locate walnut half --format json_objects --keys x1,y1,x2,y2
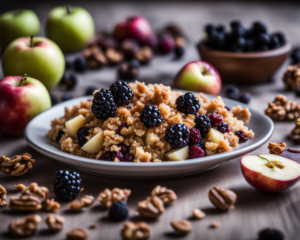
[
  {"x1": 208, "y1": 186, "x2": 237, "y2": 211},
  {"x1": 151, "y1": 185, "x2": 177, "y2": 205},
  {"x1": 45, "y1": 198, "x2": 61, "y2": 213},
  {"x1": 9, "y1": 214, "x2": 41, "y2": 237},
  {"x1": 0, "y1": 184, "x2": 7, "y2": 206},
  {"x1": 0, "y1": 153, "x2": 35, "y2": 176},
  {"x1": 136, "y1": 196, "x2": 165, "y2": 218},
  {"x1": 98, "y1": 188, "x2": 131, "y2": 208},
  {"x1": 68, "y1": 195, "x2": 95, "y2": 211},
  {"x1": 268, "y1": 142, "x2": 286, "y2": 155},
  {"x1": 45, "y1": 214, "x2": 65, "y2": 232},
  {"x1": 121, "y1": 221, "x2": 151, "y2": 240},
  {"x1": 67, "y1": 227, "x2": 88, "y2": 240},
  {"x1": 170, "y1": 220, "x2": 192, "y2": 234}
]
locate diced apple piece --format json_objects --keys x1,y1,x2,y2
[
  {"x1": 65, "y1": 114, "x2": 86, "y2": 137},
  {"x1": 165, "y1": 146, "x2": 189, "y2": 161},
  {"x1": 81, "y1": 129, "x2": 104, "y2": 153},
  {"x1": 206, "y1": 128, "x2": 224, "y2": 144},
  {"x1": 145, "y1": 130, "x2": 151, "y2": 146}
]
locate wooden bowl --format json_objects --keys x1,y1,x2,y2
[{"x1": 197, "y1": 41, "x2": 291, "y2": 84}]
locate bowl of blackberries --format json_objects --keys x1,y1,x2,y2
[{"x1": 197, "y1": 20, "x2": 291, "y2": 84}]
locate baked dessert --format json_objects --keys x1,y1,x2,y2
[{"x1": 47, "y1": 81, "x2": 254, "y2": 162}]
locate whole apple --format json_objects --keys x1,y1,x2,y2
[
  {"x1": 0, "y1": 75, "x2": 51, "y2": 137},
  {"x1": 113, "y1": 16, "x2": 153, "y2": 44},
  {"x1": 173, "y1": 61, "x2": 221, "y2": 95},
  {"x1": 46, "y1": 6, "x2": 95, "y2": 52},
  {"x1": 2, "y1": 36, "x2": 65, "y2": 90},
  {"x1": 0, "y1": 9, "x2": 40, "y2": 51}
]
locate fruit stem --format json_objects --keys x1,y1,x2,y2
[
  {"x1": 66, "y1": 5, "x2": 71, "y2": 14},
  {"x1": 19, "y1": 74, "x2": 27, "y2": 87},
  {"x1": 30, "y1": 35, "x2": 33, "y2": 48},
  {"x1": 259, "y1": 155, "x2": 275, "y2": 168}
]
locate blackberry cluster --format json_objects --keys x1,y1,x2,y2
[
  {"x1": 109, "y1": 81, "x2": 134, "y2": 106},
  {"x1": 176, "y1": 92, "x2": 200, "y2": 115},
  {"x1": 109, "y1": 201, "x2": 129, "y2": 221},
  {"x1": 258, "y1": 228, "x2": 284, "y2": 240},
  {"x1": 217, "y1": 122, "x2": 231, "y2": 133},
  {"x1": 53, "y1": 170, "x2": 81, "y2": 202},
  {"x1": 195, "y1": 115, "x2": 211, "y2": 137},
  {"x1": 204, "y1": 20, "x2": 285, "y2": 52},
  {"x1": 189, "y1": 145, "x2": 205, "y2": 159},
  {"x1": 140, "y1": 105, "x2": 163, "y2": 128},
  {"x1": 198, "y1": 141, "x2": 206, "y2": 152},
  {"x1": 56, "y1": 129, "x2": 64, "y2": 143},
  {"x1": 164, "y1": 124, "x2": 190, "y2": 148},
  {"x1": 91, "y1": 89, "x2": 117, "y2": 120},
  {"x1": 77, "y1": 127, "x2": 89, "y2": 147}
]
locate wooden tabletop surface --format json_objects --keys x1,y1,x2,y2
[{"x1": 1, "y1": 1, "x2": 300, "y2": 239}]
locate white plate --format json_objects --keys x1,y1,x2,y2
[{"x1": 25, "y1": 95, "x2": 274, "y2": 179}]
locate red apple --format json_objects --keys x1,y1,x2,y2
[
  {"x1": 0, "y1": 75, "x2": 51, "y2": 137},
  {"x1": 173, "y1": 61, "x2": 221, "y2": 95},
  {"x1": 241, "y1": 154, "x2": 300, "y2": 192},
  {"x1": 113, "y1": 16, "x2": 153, "y2": 44}
]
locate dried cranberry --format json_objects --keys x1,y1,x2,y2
[
  {"x1": 118, "y1": 143, "x2": 128, "y2": 155},
  {"x1": 188, "y1": 145, "x2": 205, "y2": 159},
  {"x1": 112, "y1": 152, "x2": 124, "y2": 162},
  {"x1": 124, "y1": 153, "x2": 134, "y2": 162},
  {"x1": 189, "y1": 128, "x2": 201, "y2": 146},
  {"x1": 100, "y1": 152, "x2": 113, "y2": 161},
  {"x1": 208, "y1": 113, "x2": 223, "y2": 126},
  {"x1": 217, "y1": 122, "x2": 231, "y2": 133},
  {"x1": 235, "y1": 130, "x2": 249, "y2": 143}
]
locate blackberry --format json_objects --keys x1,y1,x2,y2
[
  {"x1": 117, "y1": 123, "x2": 130, "y2": 135},
  {"x1": 231, "y1": 27, "x2": 245, "y2": 40},
  {"x1": 176, "y1": 92, "x2": 200, "y2": 115},
  {"x1": 109, "y1": 201, "x2": 128, "y2": 221},
  {"x1": 77, "y1": 127, "x2": 89, "y2": 147},
  {"x1": 208, "y1": 113, "x2": 223, "y2": 127},
  {"x1": 91, "y1": 89, "x2": 117, "y2": 120},
  {"x1": 230, "y1": 20, "x2": 242, "y2": 30},
  {"x1": 140, "y1": 105, "x2": 163, "y2": 128},
  {"x1": 74, "y1": 58, "x2": 88, "y2": 72},
  {"x1": 118, "y1": 143, "x2": 128, "y2": 155},
  {"x1": 189, "y1": 145, "x2": 205, "y2": 159},
  {"x1": 291, "y1": 48, "x2": 300, "y2": 65},
  {"x1": 56, "y1": 129, "x2": 64, "y2": 143},
  {"x1": 244, "y1": 39, "x2": 254, "y2": 52},
  {"x1": 239, "y1": 93, "x2": 251, "y2": 104},
  {"x1": 109, "y1": 81, "x2": 134, "y2": 106},
  {"x1": 217, "y1": 122, "x2": 230, "y2": 133},
  {"x1": 61, "y1": 74, "x2": 78, "y2": 90},
  {"x1": 269, "y1": 35, "x2": 280, "y2": 49},
  {"x1": 225, "y1": 85, "x2": 240, "y2": 96},
  {"x1": 65, "y1": 59, "x2": 72, "y2": 70},
  {"x1": 244, "y1": 29, "x2": 253, "y2": 39},
  {"x1": 273, "y1": 32, "x2": 285, "y2": 45},
  {"x1": 129, "y1": 59, "x2": 140, "y2": 68},
  {"x1": 61, "y1": 94, "x2": 73, "y2": 102},
  {"x1": 100, "y1": 152, "x2": 113, "y2": 161},
  {"x1": 230, "y1": 37, "x2": 246, "y2": 52},
  {"x1": 207, "y1": 31, "x2": 224, "y2": 49},
  {"x1": 189, "y1": 128, "x2": 201, "y2": 146},
  {"x1": 174, "y1": 46, "x2": 185, "y2": 59},
  {"x1": 253, "y1": 21, "x2": 267, "y2": 36},
  {"x1": 216, "y1": 25, "x2": 225, "y2": 33},
  {"x1": 124, "y1": 153, "x2": 134, "y2": 162},
  {"x1": 256, "y1": 45, "x2": 269, "y2": 52},
  {"x1": 195, "y1": 115, "x2": 211, "y2": 137},
  {"x1": 205, "y1": 24, "x2": 215, "y2": 36},
  {"x1": 118, "y1": 63, "x2": 139, "y2": 81},
  {"x1": 258, "y1": 228, "x2": 284, "y2": 240},
  {"x1": 85, "y1": 86, "x2": 98, "y2": 96},
  {"x1": 256, "y1": 33, "x2": 271, "y2": 46},
  {"x1": 164, "y1": 124, "x2": 190, "y2": 149},
  {"x1": 197, "y1": 141, "x2": 206, "y2": 152},
  {"x1": 50, "y1": 93, "x2": 59, "y2": 106},
  {"x1": 235, "y1": 130, "x2": 249, "y2": 143},
  {"x1": 53, "y1": 170, "x2": 81, "y2": 202}
]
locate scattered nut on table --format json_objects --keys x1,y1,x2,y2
[
  {"x1": 121, "y1": 221, "x2": 151, "y2": 240},
  {"x1": 289, "y1": 118, "x2": 300, "y2": 143},
  {"x1": 15, "y1": 184, "x2": 26, "y2": 191},
  {"x1": 98, "y1": 188, "x2": 131, "y2": 208},
  {"x1": 170, "y1": 220, "x2": 192, "y2": 234},
  {"x1": 136, "y1": 196, "x2": 165, "y2": 218},
  {"x1": 45, "y1": 198, "x2": 61, "y2": 213},
  {"x1": 67, "y1": 227, "x2": 89, "y2": 240},
  {"x1": 268, "y1": 142, "x2": 286, "y2": 154},
  {"x1": 151, "y1": 185, "x2": 177, "y2": 205},
  {"x1": 45, "y1": 214, "x2": 65, "y2": 232},
  {"x1": 0, "y1": 153, "x2": 35, "y2": 176},
  {"x1": 283, "y1": 64, "x2": 300, "y2": 90},
  {"x1": 9, "y1": 214, "x2": 41, "y2": 237},
  {"x1": 208, "y1": 186, "x2": 237, "y2": 211},
  {"x1": 210, "y1": 221, "x2": 221, "y2": 228},
  {"x1": 0, "y1": 184, "x2": 7, "y2": 206},
  {"x1": 89, "y1": 223, "x2": 97, "y2": 229},
  {"x1": 68, "y1": 195, "x2": 95, "y2": 211},
  {"x1": 192, "y1": 208, "x2": 206, "y2": 219}
]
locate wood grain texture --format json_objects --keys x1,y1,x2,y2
[{"x1": 1, "y1": 1, "x2": 300, "y2": 239}]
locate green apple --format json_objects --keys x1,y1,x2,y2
[
  {"x1": 0, "y1": 9, "x2": 40, "y2": 51},
  {"x1": 46, "y1": 6, "x2": 95, "y2": 52},
  {"x1": 2, "y1": 36, "x2": 64, "y2": 90}
]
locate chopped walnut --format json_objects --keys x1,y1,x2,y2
[
  {"x1": 22, "y1": 182, "x2": 49, "y2": 203},
  {"x1": 136, "y1": 196, "x2": 165, "y2": 218},
  {"x1": 45, "y1": 198, "x2": 60, "y2": 213},
  {"x1": 45, "y1": 214, "x2": 65, "y2": 232},
  {"x1": 289, "y1": 118, "x2": 300, "y2": 143},
  {"x1": 210, "y1": 221, "x2": 221, "y2": 228},
  {"x1": 83, "y1": 45, "x2": 107, "y2": 69},
  {"x1": 9, "y1": 195, "x2": 42, "y2": 211},
  {"x1": 68, "y1": 195, "x2": 95, "y2": 211},
  {"x1": 268, "y1": 142, "x2": 287, "y2": 154},
  {"x1": 9, "y1": 214, "x2": 41, "y2": 237},
  {"x1": 192, "y1": 209, "x2": 206, "y2": 219},
  {"x1": 67, "y1": 227, "x2": 89, "y2": 240},
  {"x1": 283, "y1": 64, "x2": 300, "y2": 90},
  {"x1": 0, "y1": 184, "x2": 7, "y2": 206},
  {"x1": 98, "y1": 188, "x2": 131, "y2": 208},
  {"x1": 105, "y1": 48, "x2": 123, "y2": 65},
  {"x1": 0, "y1": 153, "x2": 35, "y2": 176},
  {"x1": 15, "y1": 184, "x2": 26, "y2": 191},
  {"x1": 151, "y1": 185, "x2": 177, "y2": 205},
  {"x1": 121, "y1": 221, "x2": 151, "y2": 240},
  {"x1": 135, "y1": 46, "x2": 153, "y2": 64},
  {"x1": 170, "y1": 220, "x2": 192, "y2": 234}
]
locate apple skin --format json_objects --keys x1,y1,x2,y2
[
  {"x1": 0, "y1": 9, "x2": 40, "y2": 51},
  {"x1": 173, "y1": 61, "x2": 222, "y2": 95},
  {"x1": 113, "y1": 16, "x2": 153, "y2": 44},
  {"x1": 46, "y1": 6, "x2": 95, "y2": 52},
  {"x1": 0, "y1": 76, "x2": 51, "y2": 137},
  {"x1": 241, "y1": 155, "x2": 300, "y2": 192},
  {"x1": 2, "y1": 36, "x2": 65, "y2": 90}
]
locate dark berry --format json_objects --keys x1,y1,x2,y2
[
  {"x1": 197, "y1": 141, "x2": 206, "y2": 152},
  {"x1": 256, "y1": 45, "x2": 269, "y2": 51},
  {"x1": 227, "y1": 92, "x2": 239, "y2": 100},
  {"x1": 207, "y1": 31, "x2": 224, "y2": 50},
  {"x1": 231, "y1": 27, "x2": 245, "y2": 40},
  {"x1": 61, "y1": 94, "x2": 73, "y2": 102},
  {"x1": 239, "y1": 93, "x2": 251, "y2": 104},
  {"x1": 244, "y1": 29, "x2": 253, "y2": 39},
  {"x1": 258, "y1": 228, "x2": 284, "y2": 240},
  {"x1": 140, "y1": 105, "x2": 163, "y2": 128},
  {"x1": 112, "y1": 152, "x2": 124, "y2": 162},
  {"x1": 118, "y1": 143, "x2": 128, "y2": 155},
  {"x1": 100, "y1": 152, "x2": 113, "y2": 161},
  {"x1": 188, "y1": 145, "x2": 205, "y2": 159},
  {"x1": 65, "y1": 59, "x2": 72, "y2": 70},
  {"x1": 53, "y1": 170, "x2": 81, "y2": 202},
  {"x1": 60, "y1": 74, "x2": 67, "y2": 85},
  {"x1": 61, "y1": 74, "x2": 78, "y2": 90},
  {"x1": 109, "y1": 81, "x2": 134, "y2": 106},
  {"x1": 225, "y1": 106, "x2": 231, "y2": 111},
  {"x1": 174, "y1": 46, "x2": 185, "y2": 59},
  {"x1": 208, "y1": 113, "x2": 223, "y2": 126},
  {"x1": 129, "y1": 59, "x2": 140, "y2": 68},
  {"x1": 118, "y1": 63, "x2": 139, "y2": 81},
  {"x1": 91, "y1": 89, "x2": 117, "y2": 120},
  {"x1": 124, "y1": 153, "x2": 134, "y2": 162},
  {"x1": 216, "y1": 25, "x2": 225, "y2": 33},
  {"x1": 74, "y1": 58, "x2": 88, "y2": 72},
  {"x1": 85, "y1": 86, "x2": 98, "y2": 96},
  {"x1": 273, "y1": 32, "x2": 285, "y2": 45},
  {"x1": 56, "y1": 129, "x2": 64, "y2": 143},
  {"x1": 230, "y1": 20, "x2": 242, "y2": 30},
  {"x1": 253, "y1": 21, "x2": 268, "y2": 35},
  {"x1": 50, "y1": 93, "x2": 59, "y2": 106},
  {"x1": 164, "y1": 124, "x2": 190, "y2": 149},
  {"x1": 176, "y1": 92, "x2": 200, "y2": 115},
  {"x1": 244, "y1": 39, "x2": 254, "y2": 52},
  {"x1": 230, "y1": 37, "x2": 246, "y2": 52},
  {"x1": 117, "y1": 123, "x2": 130, "y2": 135},
  {"x1": 269, "y1": 35, "x2": 280, "y2": 49},
  {"x1": 205, "y1": 24, "x2": 215, "y2": 36},
  {"x1": 77, "y1": 127, "x2": 89, "y2": 147},
  {"x1": 225, "y1": 85, "x2": 240, "y2": 96},
  {"x1": 291, "y1": 48, "x2": 300, "y2": 65},
  {"x1": 217, "y1": 122, "x2": 230, "y2": 133},
  {"x1": 235, "y1": 130, "x2": 249, "y2": 143},
  {"x1": 195, "y1": 115, "x2": 211, "y2": 137},
  {"x1": 120, "y1": 39, "x2": 140, "y2": 59},
  {"x1": 158, "y1": 35, "x2": 174, "y2": 54},
  {"x1": 256, "y1": 33, "x2": 271, "y2": 46},
  {"x1": 189, "y1": 128, "x2": 201, "y2": 146},
  {"x1": 109, "y1": 201, "x2": 128, "y2": 221}
]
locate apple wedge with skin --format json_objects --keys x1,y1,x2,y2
[
  {"x1": 65, "y1": 114, "x2": 86, "y2": 138},
  {"x1": 165, "y1": 146, "x2": 189, "y2": 161},
  {"x1": 241, "y1": 154, "x2": 300, "y2": 192},
  {"x1": 82, "y1": 129, "x2": 104, "y2": 153}
]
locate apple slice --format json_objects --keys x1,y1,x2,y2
[
  {"x1": 241, "y1": 154, "x2": 300, "y2": 192},
  {"x1": 165, "y1": 146, "x2": 189, "y2": 161},
  {"x1": 81, "y1": 129, "x2": 104, "y2": 153},
  {"x1": 65, "y1": 114, "x2": 86, "y2": 137},
  {"x1": 206, "y1": 128, "x2": 224, "y2": 144},
  {"x1": 145, "y1": 130, "x2": 151, "y2": 146}
]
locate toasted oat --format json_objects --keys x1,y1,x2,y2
[
  {"x1": 170, "y1": 220, "x2": 192, "y2": 234},
  {"x1": 45, "y1": 198, "x2": 60, "y2": 213},
  {"x1": 45, "y1": 214, "x2": 65, "y2": 232},
  {"x1": 192, "y1": 208, "x2": 206, "y2": 219},
  {"x1": 67, "y1": 227, "x2": 88, "y2": 240},
  {"x1": 0, "y1": 184, "x2": 7, "y2": 206},
  {"x1": 15, "y1": 184, "x2": 26, "y2": 191},
  {"x1": 268, "y1": 142, "x2": 286, "y2": 155},
  {"x1": 9, "y1": 214, "x2": 41, "y2": 237},
  {"x1": 210, "y1": 221, "x2": 221, "y2": 228}
]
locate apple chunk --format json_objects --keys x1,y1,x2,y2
[
  {"x1": 165, "y1": 146, "x2": 189, "y2": 161},
  {"x1": 206, "y1": 128, "x2": 224, "y2": 144},
  {"x1": 241, "y1": 154, "x2": 300, "y2": 192},
  {"x1": 65, "y1": 114, "x2": 86, "y2": 137},
  {"x1": 81, "y1": 129, "x2": 104, "y2": 153}
]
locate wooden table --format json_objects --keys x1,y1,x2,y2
[{"x1": 1, "y1": 1, "x2": 300, "y2": 239}]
